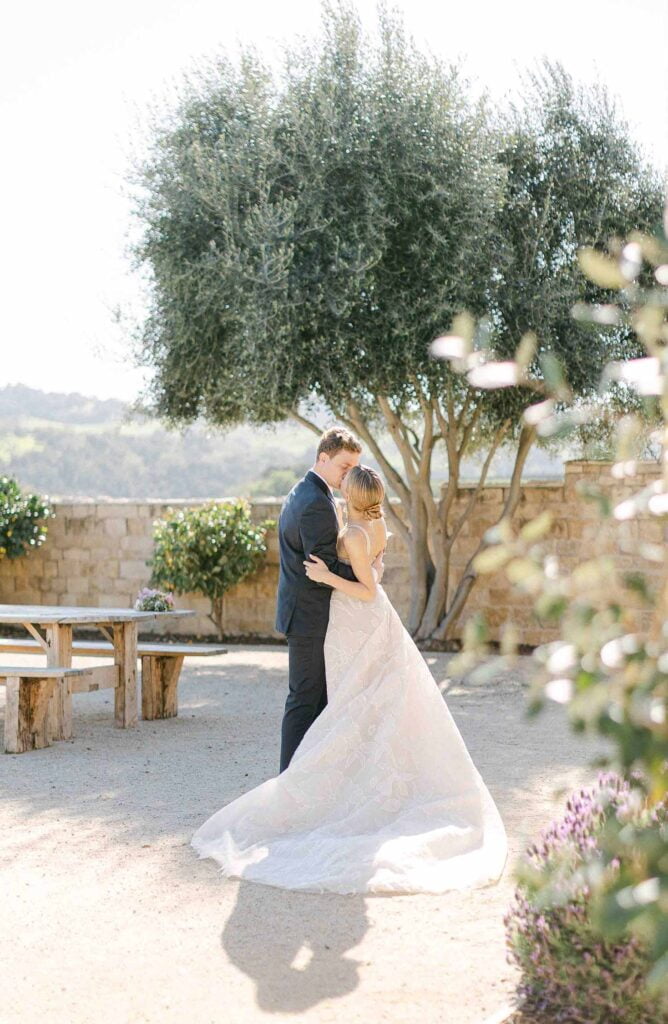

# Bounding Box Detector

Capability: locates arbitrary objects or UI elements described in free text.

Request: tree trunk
[415,543,449,640]
[406,495,433,634]
[431,424,536,642]
[209,596,225,641]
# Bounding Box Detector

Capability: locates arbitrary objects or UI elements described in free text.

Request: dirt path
[0,648,612,1024]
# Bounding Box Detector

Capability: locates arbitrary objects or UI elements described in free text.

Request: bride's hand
[304,554,330,583]
[372,550,385,583]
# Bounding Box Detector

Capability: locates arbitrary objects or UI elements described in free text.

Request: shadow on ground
[222,881,369,1012]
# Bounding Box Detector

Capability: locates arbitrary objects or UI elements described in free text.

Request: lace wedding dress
[191,524,508,894]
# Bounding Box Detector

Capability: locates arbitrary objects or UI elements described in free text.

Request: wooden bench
[0,667,86,753]
[0,639,227,720]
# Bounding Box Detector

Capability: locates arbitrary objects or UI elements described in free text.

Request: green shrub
[0,475,54,560]
[149,500,273,638]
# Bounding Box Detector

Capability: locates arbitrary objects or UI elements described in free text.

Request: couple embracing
[192,427,507,894]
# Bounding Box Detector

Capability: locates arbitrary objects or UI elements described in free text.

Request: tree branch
[433,395,460,526]
[500,424,537,520]
[340,401,411,546]
[447,418,510,550]
[377,395,421,484]
[284,406,322,436]
[457,404,483,459]
[434,422,537,642]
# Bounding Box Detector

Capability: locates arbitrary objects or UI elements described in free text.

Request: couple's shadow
[222,878,370,1012]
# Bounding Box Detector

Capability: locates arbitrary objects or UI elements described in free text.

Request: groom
[275,426,383,772]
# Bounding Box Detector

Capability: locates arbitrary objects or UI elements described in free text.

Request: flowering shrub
[0,475,54,560]
[134,587,174,612]
[505,772,668,1023]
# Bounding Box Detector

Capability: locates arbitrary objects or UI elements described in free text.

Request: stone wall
[0,461,662,646]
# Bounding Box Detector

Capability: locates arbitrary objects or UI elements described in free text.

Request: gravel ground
[0,647,613,1024]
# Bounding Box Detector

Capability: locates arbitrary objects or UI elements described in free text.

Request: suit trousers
[279,634,327,773]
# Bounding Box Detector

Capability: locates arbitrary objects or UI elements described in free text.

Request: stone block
[64,519,93,538]
[13,589,42,603]
[119,559,151,578]
[96,503,136,518]
[95,592,127,607]
[127,518,150,536]
[638,521,664,544]
[58,592,90,607]
[104,519,128,538]
[117,535,152,555]
[91,558,120,577]
[68,503,97,518]
[59,546,90,562]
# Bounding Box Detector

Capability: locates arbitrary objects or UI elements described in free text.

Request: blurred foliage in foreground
[441,218,668,1005]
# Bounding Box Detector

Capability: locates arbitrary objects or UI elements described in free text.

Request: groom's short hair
[316,426,362,458]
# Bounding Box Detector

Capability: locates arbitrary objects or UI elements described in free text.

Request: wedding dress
[191,523,508,894]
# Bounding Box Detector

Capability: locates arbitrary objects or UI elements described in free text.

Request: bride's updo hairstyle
[346,465,385,521]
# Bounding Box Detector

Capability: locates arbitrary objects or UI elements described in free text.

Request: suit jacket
[275,470,358,637]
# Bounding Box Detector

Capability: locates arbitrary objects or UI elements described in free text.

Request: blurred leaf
[523,398,555,426]
[467,361,519,389]
[578,247,627,289]
[515,331,537,369]
[520,510,554,542]
[473,545,513,574]
[604,357,662,396]
[623,572,653,602]
[538,352,570,401]
[430,334,469,361]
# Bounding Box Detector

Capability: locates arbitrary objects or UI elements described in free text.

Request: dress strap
[346,523,372,556]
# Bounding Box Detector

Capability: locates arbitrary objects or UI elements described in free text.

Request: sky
[2,0,667,403]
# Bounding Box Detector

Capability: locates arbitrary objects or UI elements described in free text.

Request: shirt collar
[309,468,333,495]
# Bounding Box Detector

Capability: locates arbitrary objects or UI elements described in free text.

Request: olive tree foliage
[129,2,663,642]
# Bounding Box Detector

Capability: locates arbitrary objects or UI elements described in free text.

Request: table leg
[45,623,73,741]
[113,621,138,728]
[142,655,184,719]
[5,675,56,753]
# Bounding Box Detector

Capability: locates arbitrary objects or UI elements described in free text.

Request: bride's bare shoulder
[341,525,368,556]
[372,516,390,556]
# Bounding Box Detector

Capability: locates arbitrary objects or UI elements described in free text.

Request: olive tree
[129,1,663,642]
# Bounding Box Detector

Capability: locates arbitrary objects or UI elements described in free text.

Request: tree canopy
[129,1,664,641]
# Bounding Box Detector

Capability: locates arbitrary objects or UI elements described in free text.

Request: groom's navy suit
[276,470,357,771]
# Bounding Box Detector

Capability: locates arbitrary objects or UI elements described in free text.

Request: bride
[191,464,508,894]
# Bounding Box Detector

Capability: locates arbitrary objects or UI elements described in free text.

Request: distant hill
[0,385,126,425]
[0,384,563,499]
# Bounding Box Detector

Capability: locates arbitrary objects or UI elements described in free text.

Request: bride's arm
[304,531,377,602]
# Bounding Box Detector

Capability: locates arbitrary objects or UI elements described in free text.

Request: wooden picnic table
[0,604,194,741]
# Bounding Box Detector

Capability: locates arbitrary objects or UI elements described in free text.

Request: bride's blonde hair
[346,465,385,521]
